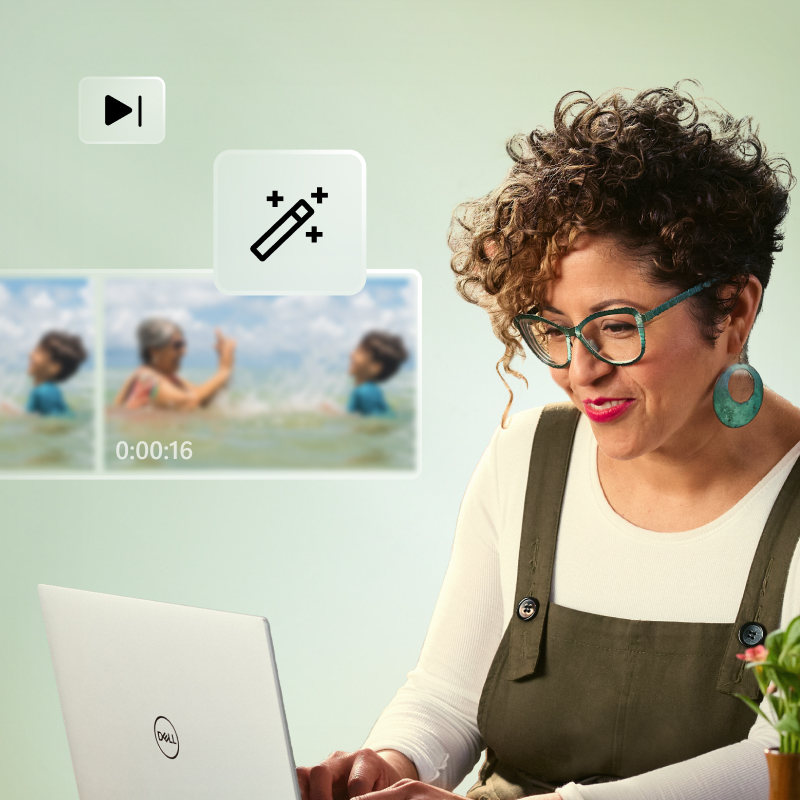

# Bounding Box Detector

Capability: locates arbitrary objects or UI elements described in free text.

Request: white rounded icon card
[79,77,165,144]
[214,150,366,296]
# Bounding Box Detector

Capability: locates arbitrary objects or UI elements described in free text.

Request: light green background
[2,1,800,797]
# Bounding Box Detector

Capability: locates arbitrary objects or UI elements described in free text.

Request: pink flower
[736,645,769,662]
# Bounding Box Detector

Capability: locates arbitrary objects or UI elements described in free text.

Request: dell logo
[154,716,179,759]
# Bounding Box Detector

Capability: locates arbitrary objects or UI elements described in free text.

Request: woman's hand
[349,786,561,800]
[213,328,236,370]
[346,779,457,800]
[297,748,415,800]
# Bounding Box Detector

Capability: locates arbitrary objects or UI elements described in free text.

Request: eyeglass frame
[512,279,715,368]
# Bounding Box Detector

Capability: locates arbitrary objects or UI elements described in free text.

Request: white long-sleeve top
[363,406,800,800]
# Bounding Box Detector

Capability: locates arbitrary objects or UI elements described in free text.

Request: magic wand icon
[250,199,314,262]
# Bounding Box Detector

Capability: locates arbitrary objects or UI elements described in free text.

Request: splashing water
[0,363,94,471]
[105,365,416,471]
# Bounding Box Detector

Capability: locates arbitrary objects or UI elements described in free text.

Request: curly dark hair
[448,82,794,419]
[38,330,87,382]
[360,331,408,382]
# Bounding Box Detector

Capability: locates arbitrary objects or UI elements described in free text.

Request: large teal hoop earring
[713,364,763,428]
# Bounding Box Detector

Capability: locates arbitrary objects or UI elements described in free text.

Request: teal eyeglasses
[513,280,714,368]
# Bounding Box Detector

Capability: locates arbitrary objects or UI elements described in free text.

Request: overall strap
[717,454,800,699]
[507,402,581,681]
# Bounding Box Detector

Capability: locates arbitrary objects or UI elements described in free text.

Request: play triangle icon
[105,94,132,126]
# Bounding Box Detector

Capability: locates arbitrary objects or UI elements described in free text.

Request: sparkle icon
[250,199,315,262]
[249,187,329,262]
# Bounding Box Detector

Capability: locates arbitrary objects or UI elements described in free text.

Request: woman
[113,318,236,411]
[297,85,800,800]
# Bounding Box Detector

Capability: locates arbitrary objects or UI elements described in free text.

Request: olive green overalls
[467,403,800,798]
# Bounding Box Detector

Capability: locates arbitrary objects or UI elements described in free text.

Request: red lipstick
[583,397,635,423]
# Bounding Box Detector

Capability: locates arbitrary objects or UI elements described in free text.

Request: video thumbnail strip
[0,269,420,480]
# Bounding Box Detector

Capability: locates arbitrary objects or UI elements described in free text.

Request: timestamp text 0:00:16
[115,441,193,460]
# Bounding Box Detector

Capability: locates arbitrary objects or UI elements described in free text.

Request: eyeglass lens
[519,313,642,366]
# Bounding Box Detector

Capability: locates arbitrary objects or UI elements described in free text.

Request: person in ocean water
[25,331,87,416]
[347,331,408,416]
[113,317,236,411]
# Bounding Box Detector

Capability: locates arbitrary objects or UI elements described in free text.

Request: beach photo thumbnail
[0,278,94,471]
[104,272,418,473]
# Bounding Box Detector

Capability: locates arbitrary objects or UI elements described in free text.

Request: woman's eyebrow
[544,299,640,316]
[589,298,640,313]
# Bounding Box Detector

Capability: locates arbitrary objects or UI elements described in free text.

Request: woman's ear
[726,275,762,356]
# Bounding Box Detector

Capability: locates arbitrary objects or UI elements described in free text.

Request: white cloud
[78,282,94,309]
[104,279,227,310]
[30,291,55,310]
[350,292,375,310]
[0,317,24,338]
[0,279,94,364]
[308,316,346,339]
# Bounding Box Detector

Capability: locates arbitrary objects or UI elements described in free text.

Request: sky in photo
[104,274,418,369]
[0,279,94,367]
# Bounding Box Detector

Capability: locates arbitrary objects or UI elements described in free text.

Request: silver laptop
[39,584,302,800]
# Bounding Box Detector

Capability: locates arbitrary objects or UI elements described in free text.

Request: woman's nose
[568,336,615,386]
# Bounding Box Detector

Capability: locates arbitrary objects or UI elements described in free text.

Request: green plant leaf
[735,693,773,725]
[780,645,800,673]
[781,672,800,697]
[785,616,800,650]
[773,666,800,687]
[770,669,793,701]
[767,630,786,660]
[775,713,800,736]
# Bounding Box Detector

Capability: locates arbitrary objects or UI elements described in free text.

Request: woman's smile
[582,396,635,422]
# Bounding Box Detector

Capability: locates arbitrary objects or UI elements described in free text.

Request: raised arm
[153,330,236,410]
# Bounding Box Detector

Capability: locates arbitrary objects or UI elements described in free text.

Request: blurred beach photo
[105,272,418,472]
[0,278,94,471]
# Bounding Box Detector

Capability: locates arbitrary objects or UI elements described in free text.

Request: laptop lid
[39,584,301,800]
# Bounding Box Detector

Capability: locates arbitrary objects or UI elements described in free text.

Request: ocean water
[104,366,416,472]
[0,369,94,471]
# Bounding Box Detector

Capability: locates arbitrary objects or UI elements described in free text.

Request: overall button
[738,622,767,648]
[517,597,539,621]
